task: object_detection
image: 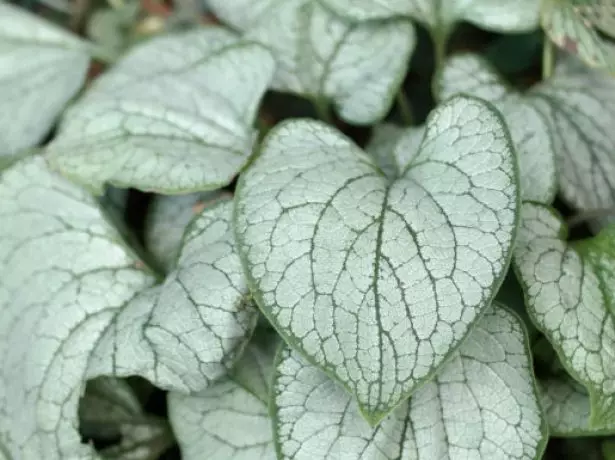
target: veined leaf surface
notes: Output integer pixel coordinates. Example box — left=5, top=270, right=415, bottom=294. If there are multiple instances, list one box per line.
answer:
left=272, top=307, right=547, bottom=460
left=235, top=95, right=519, bottom=423
left=0, top=2, right=89, bottom=162
left=208, top=0, right=415, bottom=125
left=47, top=27, right=275, bottom=194
left=514, top=202, right=615, bottom=427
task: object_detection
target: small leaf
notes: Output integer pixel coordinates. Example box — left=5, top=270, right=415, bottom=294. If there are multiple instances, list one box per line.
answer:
left=235, top=95, right=519, bottom=422
left=531, top=57, right=615, bottom=229
left=436, top=53, right=556, bottom=204
left=514, top=202, right=615, bottom=427
left=318, top=0, right=540, bottom=36
left=0, top=155, right=155, bottom=459
left=541, top=0, right=615, bottom=71
left=47, top=27, right=275, bottom=194
left=168, top=331, right=279, bottom=460
left=88, top=199, right=259, bottom=391
left=540, top=375, right=615, bottom=436
left=208, top=0, right=415, bottom=125
left=272, top=306, right=547, bottom=460
left=79, top=377, right=173, bottom=460
left=0, top=2, right=90, bottom=160
left=145, top=191, right=230, bottom=272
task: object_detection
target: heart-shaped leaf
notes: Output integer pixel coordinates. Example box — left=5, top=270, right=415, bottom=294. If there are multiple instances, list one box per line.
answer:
left=0, top=156, right=155, bottom=459
left=47, top=27, right=275, bottom=194
left=318, top=0, right=540, bottom=41
left=514, top=202, right=615, bottom=427
left=0, top=2, right=90, bottom=162
left=272, top=306, right=547, bottom=459
left=168, top=330, right=279, bottom=460
left=235, top=95, right=519, bottom=423
left=541, top=0, right=615, bottom=71
left=436, top=53, right=557, bottom=204
left=145, top=191, right=231, bottom=272
left=88, top=198, right=259, bottom=391
left=208, top=0, right=415, bottom=125
left=530, top=57, right=615, bottom=229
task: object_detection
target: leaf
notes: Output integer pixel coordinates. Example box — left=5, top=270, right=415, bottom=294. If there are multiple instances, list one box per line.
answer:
left=540, top=375, right=615, bottom=436
left=234, top=95, right=519, bottom=423
left=0, top=160, right=257, bottom=459
left=168, top=330, right=279, bottom=460
left=541, top=0, right=615, bottom=71
left=318, top=0, right=540, bottom=37
left=79, top=377, right=173, bottom=459
left=88, top=198, right=259, bottom=391
left=513, top=202, right=615, bottom=427
left=272, top=306, right=547, bottom=460
left=531, top=57, right=615, bottom=229
left=144, top=191, right=230, bottom=272
left=0, top=155, right=155, bottom=459
left=0, top=2, right=90, bottom=160
left=208, top=0, right=415, bottom=125
left=46, top=27, right=275, bottom=194
left=436, top=53, right=556, bottom=204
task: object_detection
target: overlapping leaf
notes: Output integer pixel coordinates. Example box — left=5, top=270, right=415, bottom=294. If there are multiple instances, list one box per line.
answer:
left=514, top=202, right=615, bottom=427
left=318, top=0, right=540, bottom=38
left=208, top=0, right=415, bottom=124
left=235, top=95, right=519, bottom=423
left=0, top=156, right=154, bottom=459
left=437, top=53, right=556, bottom=204
left=168, top=331, right=278, bottom=460
left=541, top=376, right=615, bottom=436
left=0, top=2, right=90, bottom=162
left=0, top=158, right=257, bottom=459
left=531, top=57, right=615, bottom=229
left=47, top=27, right=275, bottom=194
left=145, top=191, right=230, bottom=272
left=542, top=0, right=615, bottom=72
left=272, top=307, right=547, bottom=460
left=88, top=198, right=259, bottom=391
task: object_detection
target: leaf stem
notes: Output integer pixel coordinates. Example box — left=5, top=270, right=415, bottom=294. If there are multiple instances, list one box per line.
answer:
left=542, top=36, right=554, bottom=80
left=312, top=98, right=334, bottom=125
left=396, top=88, right=413, bottom=125
left=431, top=27, right=448, bottom=74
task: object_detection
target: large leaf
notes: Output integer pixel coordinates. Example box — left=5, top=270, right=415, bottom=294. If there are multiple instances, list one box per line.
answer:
left=168, top=330, right=279, bottom=460
left=79, top=377, right=173, bottom=459
left=144, top=191, right=230, bottom=272
left=272, top=306, right=547, bottom=460
left=436, top=53, right=556, bottom=204
left=318, top=0, right=540, bottom=38
left=234, top=95, right=519, bottom=423
left=514, top=202, right=615, bottom=426
left=0, top=161, right=257, bottom=459
left=0, top=156, right=154, bottom=459
left=208, top=0, right=415, bottom=125
left=0, top=2, right=90, bottom=161
left=47, top=27, right=275, bottom=194
left=541, top=0, right=615, bottom=72
left=87, top=198, right=259, bottom=391
left=531, top=57, right=615, bottom=228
